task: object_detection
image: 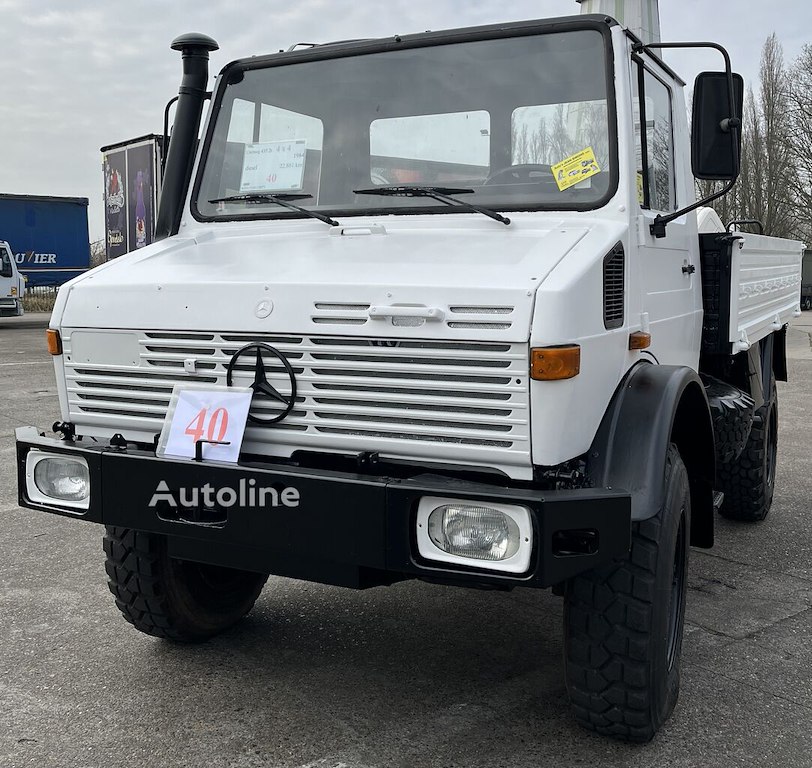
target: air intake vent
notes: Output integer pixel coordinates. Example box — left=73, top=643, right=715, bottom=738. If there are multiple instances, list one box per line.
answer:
left=311, top=301, right=370, bottom=326
left=449, top=306, right=513, bottom=315
left=603, top=243, right=625, bottom=329
left=446, top=305, right=515, bottom=331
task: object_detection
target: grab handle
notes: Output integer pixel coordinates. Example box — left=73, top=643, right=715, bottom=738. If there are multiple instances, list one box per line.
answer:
left=368, top=305, right=445, bottom=321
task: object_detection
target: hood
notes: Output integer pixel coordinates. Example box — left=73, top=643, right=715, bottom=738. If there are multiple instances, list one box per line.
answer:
left=59, top=216, right=591, bottom=342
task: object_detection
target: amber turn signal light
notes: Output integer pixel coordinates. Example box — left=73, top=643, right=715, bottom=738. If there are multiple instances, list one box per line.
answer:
left=530, top=345, right=580, bottom=381
left=629, top=331, right=652, bottom=350
left=46, top=329, right=63, bottom=356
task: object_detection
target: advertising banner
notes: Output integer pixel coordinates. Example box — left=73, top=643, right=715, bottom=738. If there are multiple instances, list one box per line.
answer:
left=102, top=135, right=162, bottom=258
left=103, top=149, right=128, bottom=259
left=126, top=142, right=156, bottom=251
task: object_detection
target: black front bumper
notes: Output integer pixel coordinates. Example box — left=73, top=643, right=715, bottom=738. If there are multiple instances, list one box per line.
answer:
left=17, top=427, right=631, bottom=590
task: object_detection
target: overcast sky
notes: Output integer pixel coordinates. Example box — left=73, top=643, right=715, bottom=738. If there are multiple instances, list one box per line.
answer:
left=0, top=0, right=809, bottom=242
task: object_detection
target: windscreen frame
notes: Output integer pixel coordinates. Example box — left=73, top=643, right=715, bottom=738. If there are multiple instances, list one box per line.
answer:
left=190, top=16, right=620, bottom=225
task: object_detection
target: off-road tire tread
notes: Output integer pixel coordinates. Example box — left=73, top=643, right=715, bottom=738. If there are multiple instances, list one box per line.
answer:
left=103, top=526, right=266, bottom=642
left=717, top=382, right=777, bottom=522
left=703, top=376, right=755, bottom=464
left=564, top=449, right=684, bottom=743
left=104, top=527, right=189, bottom=641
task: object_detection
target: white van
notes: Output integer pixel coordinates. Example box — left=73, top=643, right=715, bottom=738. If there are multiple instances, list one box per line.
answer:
left=0, top=240, right=25, bottom=316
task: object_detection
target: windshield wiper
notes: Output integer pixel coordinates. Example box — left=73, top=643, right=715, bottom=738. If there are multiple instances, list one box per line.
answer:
left=209, top=192, right=339, bottom=227
left=353, top=186, right=510, bottom=226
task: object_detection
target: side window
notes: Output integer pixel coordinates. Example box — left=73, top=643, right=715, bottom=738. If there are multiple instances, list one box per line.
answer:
left=633, top=65, right=676, bottom=212
left=369, top=111, right=490, bottom=186
left=511, top=101, right=610, bottom=168
left=221, top=99, right=323, bottom=199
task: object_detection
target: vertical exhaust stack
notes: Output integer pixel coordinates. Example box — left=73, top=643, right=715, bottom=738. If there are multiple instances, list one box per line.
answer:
left=576, top=0, right=661, bottom=44
left=154, top=33, right=219, bottom=241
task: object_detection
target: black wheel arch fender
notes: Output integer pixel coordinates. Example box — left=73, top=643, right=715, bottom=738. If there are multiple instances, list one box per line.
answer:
left=587, top=363, right=715, bottom=548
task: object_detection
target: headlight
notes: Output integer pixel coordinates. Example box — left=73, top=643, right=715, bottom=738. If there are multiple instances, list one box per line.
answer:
left=26, top=451, right=90, bottom=511
left=428, top=504, right=520, bottom=561
left=416, top=496, right=532, bottom=574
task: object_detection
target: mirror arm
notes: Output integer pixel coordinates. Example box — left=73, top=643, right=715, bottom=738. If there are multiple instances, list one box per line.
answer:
left=633, top=41, right=740, bottom=238
left=649, top=178, right=737, bottom=239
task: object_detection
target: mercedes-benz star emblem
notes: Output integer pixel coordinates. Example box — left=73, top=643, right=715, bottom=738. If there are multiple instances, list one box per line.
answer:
left=225, top=343, right=297, bottom=424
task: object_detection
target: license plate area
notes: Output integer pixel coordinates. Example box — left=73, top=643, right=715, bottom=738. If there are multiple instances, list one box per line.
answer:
left=101, top=451, right=389, bottom=569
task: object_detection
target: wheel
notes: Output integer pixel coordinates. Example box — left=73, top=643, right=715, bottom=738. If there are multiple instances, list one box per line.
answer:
left=103, top=527, right=268, bottom=642
left=564, top=444, right=690, bottom=742
left=483, top=163, right=556, bottom=185
left=703, top=376, right=755, bottom=465
left=717, top=379, right=778, bottom=522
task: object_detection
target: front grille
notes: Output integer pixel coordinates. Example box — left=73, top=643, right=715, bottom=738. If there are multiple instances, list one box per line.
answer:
left=63, top=330, right=531, bottom=474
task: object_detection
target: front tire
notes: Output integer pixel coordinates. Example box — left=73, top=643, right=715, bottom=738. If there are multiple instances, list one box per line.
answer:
left=104, top=527, right=268, bottom=642
left=564, top=444, right=690, bottom=742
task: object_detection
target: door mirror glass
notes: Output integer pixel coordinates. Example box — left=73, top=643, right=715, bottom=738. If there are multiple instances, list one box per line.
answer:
left=691, top=71, right=744, bottom=180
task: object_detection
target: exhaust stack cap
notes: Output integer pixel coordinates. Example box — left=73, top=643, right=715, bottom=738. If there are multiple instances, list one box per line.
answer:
left=154, top=32, right=219, bottom=241
left=170, top=32, right=219, bottom=53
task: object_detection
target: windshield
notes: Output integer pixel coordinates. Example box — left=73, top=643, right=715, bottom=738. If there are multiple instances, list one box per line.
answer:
left=194, top=27, right=616, bottom=222
left=0, top=248, right=13, bottom=278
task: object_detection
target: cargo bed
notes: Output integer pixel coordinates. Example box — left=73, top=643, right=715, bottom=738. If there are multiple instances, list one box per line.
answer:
left=699, top=231, right=804, bottom=356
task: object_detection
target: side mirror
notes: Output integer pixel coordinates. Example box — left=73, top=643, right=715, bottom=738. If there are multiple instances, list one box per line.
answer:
left=692, top=71, right=744, bottom=180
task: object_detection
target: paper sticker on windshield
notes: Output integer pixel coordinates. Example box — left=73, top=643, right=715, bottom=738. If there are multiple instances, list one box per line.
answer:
left=551, top=148, right=601, bottom=192
left=240, top=140, right=306, bottom=193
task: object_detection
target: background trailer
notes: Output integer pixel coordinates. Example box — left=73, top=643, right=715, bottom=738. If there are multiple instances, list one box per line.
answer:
left=0, top=193, right=91, bottom=287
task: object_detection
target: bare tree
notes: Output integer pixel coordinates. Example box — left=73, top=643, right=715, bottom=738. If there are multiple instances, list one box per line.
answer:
left=90, top=239, right=106, bottom=268
left=699, top=34, right=798, bottom=238
left=788, top=43, right=812, bottom=242
left=754, top=34, right=796, bottom=237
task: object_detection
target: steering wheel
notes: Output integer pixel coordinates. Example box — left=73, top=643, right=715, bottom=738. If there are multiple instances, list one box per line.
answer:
left=484, top=163, right=557, bottom=186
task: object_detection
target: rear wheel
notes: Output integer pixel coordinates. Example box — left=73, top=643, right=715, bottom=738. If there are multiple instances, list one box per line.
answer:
left=104, top=527, right=267, bottom=642
left=564, top=444, right=690, bottom=742
left=717, top=379, right=778, bottom=522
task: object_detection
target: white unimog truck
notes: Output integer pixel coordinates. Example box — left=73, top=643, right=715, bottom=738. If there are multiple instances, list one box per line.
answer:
left=16, top=2, right=805, bottom=742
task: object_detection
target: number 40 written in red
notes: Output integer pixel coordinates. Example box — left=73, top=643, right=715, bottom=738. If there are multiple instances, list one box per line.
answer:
left=185, top=407, right=229, bottom=443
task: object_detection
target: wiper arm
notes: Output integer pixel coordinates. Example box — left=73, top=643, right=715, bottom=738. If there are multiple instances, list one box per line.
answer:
left=353, top=185, right=510, bottom=226
left=209, top=192, right=339, bottom=227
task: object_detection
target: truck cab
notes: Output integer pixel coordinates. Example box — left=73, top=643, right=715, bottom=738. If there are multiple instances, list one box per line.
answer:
left=16, top=13, right=804, bottom=742
left=0, top=239, right=24, bottom=316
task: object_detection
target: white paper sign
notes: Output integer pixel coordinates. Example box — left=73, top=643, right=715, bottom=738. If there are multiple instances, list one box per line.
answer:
left=157, top=385, right=253, bottom=463
left=240, top=139, right=307, bottom=192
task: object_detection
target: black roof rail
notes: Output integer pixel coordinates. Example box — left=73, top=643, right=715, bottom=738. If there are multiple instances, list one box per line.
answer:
left=286, top=38, right=372, bottom=52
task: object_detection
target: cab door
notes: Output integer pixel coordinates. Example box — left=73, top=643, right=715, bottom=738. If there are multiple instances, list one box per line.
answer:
left=632, top=54, right=702, bottom=368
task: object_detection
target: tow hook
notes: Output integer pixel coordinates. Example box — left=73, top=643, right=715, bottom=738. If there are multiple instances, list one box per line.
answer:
left=52, top=421, right=76, bottom=441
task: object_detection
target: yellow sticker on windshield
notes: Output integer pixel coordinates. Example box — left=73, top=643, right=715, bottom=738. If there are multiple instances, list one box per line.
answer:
left=551, top=148, right=601, bottom=192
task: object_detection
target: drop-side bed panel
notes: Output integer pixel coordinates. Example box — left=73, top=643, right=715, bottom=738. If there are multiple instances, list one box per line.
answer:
left=730, top=233, right=804, bottom=351
left=699, top=232, right=804, bottom=355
